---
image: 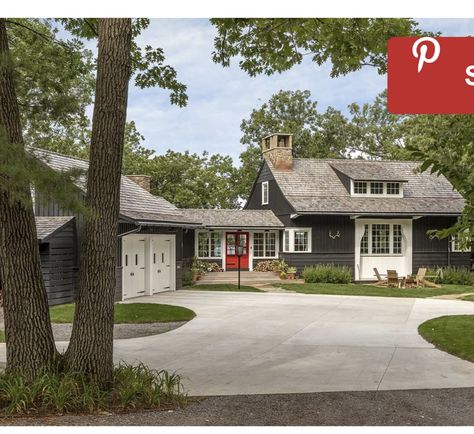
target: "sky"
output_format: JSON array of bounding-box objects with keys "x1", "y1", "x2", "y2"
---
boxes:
[{"x1": 95, "y1": 19, "x2": 474, "y2": 164}]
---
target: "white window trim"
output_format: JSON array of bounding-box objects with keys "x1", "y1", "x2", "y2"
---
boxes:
[
  {"x1": 451, "y1": 233, "x2": 468, "y2": 252},
  {"x1": 261, "y1": 181, "x2": 269, "y2": 205},
  {"x1": 195, "y1": 230, "x2": 223, "y2": 259},
  {"x1": 360, "y1": 222, "x2": 404, "y2": 257},
  {"x1": 350, "y1": 180, "x2": 403, "y2": 198},
  {"x1": 283, "y1": 228, "x2": 312, "y2": 253},
  {"x1": 252, "y1": 231, "x2": 279, "y2": 259}
]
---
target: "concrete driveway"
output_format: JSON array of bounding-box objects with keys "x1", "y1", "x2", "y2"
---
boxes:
[
  {"x1": 2, "y1": 290, "x2": 474, "y2": 396},
  {"x1": 113, "y1": 291, "x2": 474, "y2": 396}
]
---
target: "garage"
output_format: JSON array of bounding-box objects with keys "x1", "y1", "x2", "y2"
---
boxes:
[{"x1": 121, "y1": 234, "x2": 176, "y2": 300}]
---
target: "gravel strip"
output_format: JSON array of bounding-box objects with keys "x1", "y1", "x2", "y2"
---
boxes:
[
  {"x1": 3, "y1": 387, "x2": 474, "y2": 426},
  {"x1": 50, "y1": 321, "x2": 187, "y2": 341}
]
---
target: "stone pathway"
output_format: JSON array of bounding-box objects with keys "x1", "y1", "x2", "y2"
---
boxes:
[{"x1": 253, "y1": 283, "x2": 296, "y2": 293}]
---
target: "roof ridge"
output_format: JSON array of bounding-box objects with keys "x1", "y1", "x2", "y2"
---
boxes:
[{"x1": 292, "y1": 158, "x2": 423, "y2": 164}]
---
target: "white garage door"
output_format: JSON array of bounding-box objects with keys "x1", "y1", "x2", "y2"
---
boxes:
[
  {"x1": 151, "y1": 235, "x2": 172, "y2": 293},
  {"x1": 122, "y1": 235, "x2": 146, "y2": 299}
]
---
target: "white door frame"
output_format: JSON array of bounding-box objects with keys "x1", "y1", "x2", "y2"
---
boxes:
[{"x1": 355, "y1": 218, "x2": 413, "y2": 280}]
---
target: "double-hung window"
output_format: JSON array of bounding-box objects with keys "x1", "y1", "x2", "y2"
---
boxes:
[
  {"x1": 253, "y1": 232, "x2": 277, "y2": 258},
  {"x1": 261, "y1": 181, "x2": 269, "y2": 205},
  {"x1": 283, "y1": 228, "x2": 311, "y2": 253},
  {"x1": 197, "y1": 231, "x2": 222, "y2": 258}
]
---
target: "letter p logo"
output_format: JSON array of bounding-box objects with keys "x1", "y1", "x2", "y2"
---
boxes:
[{"x1": 412, "y1": 37, "x2": 441, "y2": 73}]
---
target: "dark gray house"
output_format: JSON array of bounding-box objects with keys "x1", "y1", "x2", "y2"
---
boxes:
[{"x1": 242, "y1": 133, "x2": 470, "y2": 279}]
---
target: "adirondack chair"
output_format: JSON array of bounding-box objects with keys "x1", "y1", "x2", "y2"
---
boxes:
[
  {"x1": 387, "y1": 269, "x2": 400, "y2": 288},
  {"x1": 373, "y1": 268, "x2": 387, "y2": 286},
  {"x1": 415, "y1": 268, "x2": 427, "y2": 287}
]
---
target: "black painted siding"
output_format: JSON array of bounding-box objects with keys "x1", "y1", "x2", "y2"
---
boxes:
[
  {"x1": 39, "y1": 220, "x2": 77, "y2": 306},
  {"x1": 279, "y1": 215, "x2": 355, "y2": 274},
  {"x1": 245, "y1": 162, "x2": 294, "y2": 225},
  {"x1": 412, "y1": 216, "x2": 471, "y2": 269}
]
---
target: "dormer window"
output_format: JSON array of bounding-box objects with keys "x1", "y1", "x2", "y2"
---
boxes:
[
  {"x1": 261, "y1": 181, "x2": 269, "y2": 205},
  {"x1": 351, "y1": 180, "x2": 403, "y2": 197},
  {"x1": 353, "y1": 181, "x2": 367, "y2": 195},
  {"x1": 386, "y1": 182, "x2": 400, "y2": 195},
  {"x1": 370, "y1": 182, "x2": 384, "y2": 195}
]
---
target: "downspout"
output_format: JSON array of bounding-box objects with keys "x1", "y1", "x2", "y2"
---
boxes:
[{"x1": 118, "y1": 224, "x2": 142, "y2": 238}]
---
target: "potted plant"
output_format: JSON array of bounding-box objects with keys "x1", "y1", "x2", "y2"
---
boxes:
[
  {"x1": 280, "y1": 271, "x2": 287, "y2": 280},
  {"x1": 287, "y1": 266, "x2": 297, "y2": 280}
]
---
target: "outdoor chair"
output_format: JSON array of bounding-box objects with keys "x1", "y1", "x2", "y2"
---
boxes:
[
  {"x1": 387, "y1": 270, "x2": 401, "y2": 288},
  {"x1": 373, "y1": 268, "x2": 387, "y2": 286}
]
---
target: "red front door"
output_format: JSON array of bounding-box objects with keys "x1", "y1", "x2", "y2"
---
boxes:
[{"x1": 225, "y1": 232, "x2": 249, "y2": 270}]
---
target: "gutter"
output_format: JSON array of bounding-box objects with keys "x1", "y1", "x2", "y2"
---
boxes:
[{"x1": 118, "y1": 224, "x2": 142, "y2": 237}]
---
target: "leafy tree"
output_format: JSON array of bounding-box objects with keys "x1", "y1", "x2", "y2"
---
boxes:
[
  {"x1": 346, "y1": 91, "x2": 408, "y2": 160},
  {"x1": 211, "y1": 18, "x2": 420, "y2": 77},
  {"x1": 5, "y1": 19, "x2": 94, "y2": 152},
  {"x1": 237, "y1": 90, "x2": 350, "y2": 199},
  {"x1": 0, "y1": 19, "x2": 58, "y2": 378},
  {"x1": 405, "y1": 115, "x2": 474, "y2": 249}
]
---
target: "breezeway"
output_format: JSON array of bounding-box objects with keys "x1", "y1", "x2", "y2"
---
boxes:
[{"x1": 115, "y1": 291, "x2": 474, "y2": 396}]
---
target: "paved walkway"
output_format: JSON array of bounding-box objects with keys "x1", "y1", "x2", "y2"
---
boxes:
[{"x1": 2, "y1": 291, "x2": 474, "y2": 396}]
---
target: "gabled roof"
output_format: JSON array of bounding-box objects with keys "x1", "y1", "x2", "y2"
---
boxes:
[
  {"x1": 31, "y1": 148, "x2": 201, "y2": 227},
  {"x1": 181, "y1": 209, "x2": 284, "y2": 229},
  {"x1": 35, "y1": 216, "x2": 74, "y2": 242},
  {"x1": 267, "y1": 159, "x2": 465, "y2": 215}
]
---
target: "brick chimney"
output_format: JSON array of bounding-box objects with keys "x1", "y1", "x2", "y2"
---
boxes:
[
  {"x1": 126, "y1": 175, "x2": 151, "y2": 192},
  {"x1": 261, "y1": 133, "x2": 293, "y2": 170}
]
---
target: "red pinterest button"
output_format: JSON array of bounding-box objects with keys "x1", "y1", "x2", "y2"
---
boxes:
[{"x1": 388, "y1": 37, "x2": 474, "y2": 114}]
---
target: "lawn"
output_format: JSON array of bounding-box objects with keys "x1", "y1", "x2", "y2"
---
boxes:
[
  {"x1": 461, "y1": 294, "x2": 474, "y2": 302},
  {"x1": 419, "y1": 315, "x2": 474, "y2": 363},
  {"x1": 185, "y1": 284, "x2": 263, "y2": 292},
  {"x1": 49, "y1": 303, "x2": 195, "y2": 324},
  {"x1": 277, "y1": 282, "x2": 473, "y2": 298}
]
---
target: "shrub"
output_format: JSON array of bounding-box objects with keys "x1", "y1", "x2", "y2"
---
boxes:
[
  {"x1": 182, "y1": 266, "x2": 194, "y2": 286},
  {"x1": 206, "y1": 262, "x2": 223, "y2": 272},
  {"x1": 440, "y1": 266, "x2": 473, "y2": 285},
  {"x1": 0, "y1": 363, "x2": 186, "y2": 416},
  {"x1": 303, "y1": 264, "x2": 352, "y2": 284},
  {"x1": 254, "y1": 259, "x2": 289, "y2": 273}
]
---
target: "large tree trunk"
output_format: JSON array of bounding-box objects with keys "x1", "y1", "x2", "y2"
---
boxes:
[
  {"x1": 0, "y1": 19, "x2": 58, "y2": 377},
  {"x1": 65, "y1": 19, "x2": 132, "y2": 384}
]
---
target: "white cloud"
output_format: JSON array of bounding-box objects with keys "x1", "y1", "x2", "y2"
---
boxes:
[{"x1": 123, "y1": 18, "x2": 474, "y2": 163}]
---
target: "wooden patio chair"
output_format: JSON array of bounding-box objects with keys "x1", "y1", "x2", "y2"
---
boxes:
[
  {"x1": 372, "y1": 268, "x2": 387, "y2": 286},
  {"x1": 387, "y1": 269, "x2": 400, "y2": 288},
  {"x1": 415, "y1": 268, "x2": 427, "y2": 287}
]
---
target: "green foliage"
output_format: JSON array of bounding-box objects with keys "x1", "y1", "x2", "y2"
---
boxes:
[
  {"x1": 49, "y1": 303, "x2": 195, "y2": 324},
  {"x1": 238, "y1": 90, "x2": 350, "y2": 198},
  {"x1": 434, "y1": 267, "x2": 473, "y2": 286},
  {"x1": 418, "y1": 315, "x2": 474, "y2": 363},
  {"x1": 58, "y1": 18, "x2": 188, "y2": 107},
  {"x1": 5, "y1": 19, "x2": 95, "y2": 152},
  {"x1": 405, "y1": 115, "x2": 474, "y2": 247},
  {"x1": 211, "y1": 18, "x2": 420, "y2": 77},
  {"x1": 0, "y1": 363, "x2": 186, "y2": 416},
  {"x1": 0, "y1": 134, "x2": 87, "y2": 213},
  {"x1": 302, "y1": 265, "x2": 352, "y2": 284},
  {"x1": 182, "y1": 266, "x2": 194, "y2": 287}
]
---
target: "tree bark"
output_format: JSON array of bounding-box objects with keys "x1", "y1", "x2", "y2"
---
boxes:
[
  {"x1": 64, "y1": 19, "x2": 132, "y2": 384},
  {"x1": 0, "y1": 19, "x2": 58, "y2": 377}
]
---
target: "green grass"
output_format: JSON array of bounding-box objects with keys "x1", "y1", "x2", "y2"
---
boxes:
[
  {"x1": 419, "y1": 315, "x2": 474, "y2": 363},
  {"x1": 277, "y1": 283, "x2": 473, "y2": 298},
  {"x1": 460, "y1": 294, "x2": 474, "y2": 302},
  {"x1": 185, "y1": 284, "x2": 263, "y2": 292},
  {"x1": 49, "y1": 303, "x2": 195, "y2": 324},
  {"x1": 0, "y1": 330, "x2": 4, "y2": 343}
]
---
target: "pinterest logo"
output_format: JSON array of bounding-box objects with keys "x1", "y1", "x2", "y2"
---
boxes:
[{"x1": 412, "y1": 37, "x2": 441, "y2": 72}]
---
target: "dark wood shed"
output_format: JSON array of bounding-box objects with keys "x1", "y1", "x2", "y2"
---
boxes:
[{"x1": 36, "y1": 216, "x2": 77, "y2": 306}]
